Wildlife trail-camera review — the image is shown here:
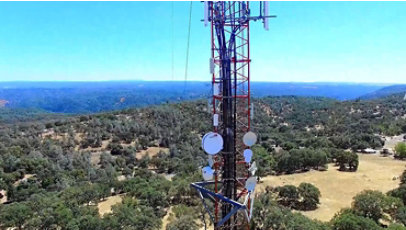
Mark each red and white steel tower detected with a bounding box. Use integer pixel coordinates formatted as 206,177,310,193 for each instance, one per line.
192,2,275,230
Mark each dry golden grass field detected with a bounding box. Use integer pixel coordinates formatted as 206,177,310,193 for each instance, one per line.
161,207,213,230
258,153,406,222
136,147,169,160
97,194,123,216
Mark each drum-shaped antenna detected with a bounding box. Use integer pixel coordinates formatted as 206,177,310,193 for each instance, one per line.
202,132,223,155
243,149,253,163
245,177,257,192
243,131,257,147
202,166,214,181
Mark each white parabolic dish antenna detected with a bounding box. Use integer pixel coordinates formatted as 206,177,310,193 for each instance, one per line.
202,132,223,155
202,166,214,181
243,131,257,147
245,177,257,192
243,149,253,163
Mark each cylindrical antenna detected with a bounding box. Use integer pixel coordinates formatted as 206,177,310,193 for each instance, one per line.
204,1,209,27
251,102,254,120
263,1,270,31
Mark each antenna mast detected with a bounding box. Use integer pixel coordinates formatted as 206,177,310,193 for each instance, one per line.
192,2,275,230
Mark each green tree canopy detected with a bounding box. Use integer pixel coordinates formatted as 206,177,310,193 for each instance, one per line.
331,209,381,230
352,190,386,222
395,142,406,159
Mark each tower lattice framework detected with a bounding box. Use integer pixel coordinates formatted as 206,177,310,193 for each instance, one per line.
211,1,251,229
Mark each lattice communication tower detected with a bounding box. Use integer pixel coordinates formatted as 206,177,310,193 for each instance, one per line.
192,2,275,230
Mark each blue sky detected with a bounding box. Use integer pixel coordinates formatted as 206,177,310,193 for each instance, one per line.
0,1,405,83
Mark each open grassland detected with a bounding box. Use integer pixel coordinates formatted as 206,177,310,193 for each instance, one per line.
97,194,124,216
136,146,169,160
258,153,406,222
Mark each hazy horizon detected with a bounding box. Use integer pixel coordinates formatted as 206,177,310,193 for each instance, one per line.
0,80,400,85
1,2,406,83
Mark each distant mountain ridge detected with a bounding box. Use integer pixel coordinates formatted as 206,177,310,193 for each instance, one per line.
359,84,406,100
0,81,393,114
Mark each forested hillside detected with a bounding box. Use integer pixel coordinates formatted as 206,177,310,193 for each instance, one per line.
0,93,405,229
0,81,387,114
0,108,66,124
0,82,211,114
360,85,406,100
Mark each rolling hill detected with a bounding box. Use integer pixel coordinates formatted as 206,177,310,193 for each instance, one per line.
0,81,389,114
0,93,405,229
360,84,406,100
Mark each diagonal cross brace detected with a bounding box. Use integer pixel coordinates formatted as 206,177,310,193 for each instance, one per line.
191,181,250,227
216,206,240,227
